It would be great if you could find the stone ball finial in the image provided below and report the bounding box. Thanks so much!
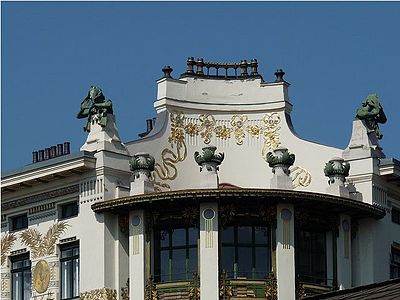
[266,147,295,175]
[194,146,224,166]
[129,152,155,172]
[324,157,350,184]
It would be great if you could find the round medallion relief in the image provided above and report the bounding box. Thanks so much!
[33,260,51,294]
[342,220,350,232]
[280,209,292,221]
[132,215,141,227]
[203,208,215,220]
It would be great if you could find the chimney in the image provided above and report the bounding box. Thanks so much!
[129,153,155,195]
[266,146,295,190]
[194,146,224,189]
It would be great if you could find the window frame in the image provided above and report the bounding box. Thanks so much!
[59,201,79,220]
[11,253,31,300]
[295,228,327,285]
[392,207,400,225]
[390,245,400,279]
[154,225,199,282]
[220,224,271,279]
[60,241,80,300]
[10,214,28,232]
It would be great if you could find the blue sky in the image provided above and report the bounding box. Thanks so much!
[2,2,399,172]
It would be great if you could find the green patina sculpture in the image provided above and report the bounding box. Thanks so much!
[77,86,114,132]
[355,94,387,139]
[266,147,295,169]
[194,146,224,166]
[129,153,155,172]
[324,158,350,178]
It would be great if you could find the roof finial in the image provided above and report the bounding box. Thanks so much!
[274,69,285,82]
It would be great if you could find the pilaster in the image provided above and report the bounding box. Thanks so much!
[276,204,295,300]
[129,210,145,300]
[199,203,219,300]
[336,215,352,290]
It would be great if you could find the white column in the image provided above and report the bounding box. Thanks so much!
[129,210,145,300]
[276,204,296,300]
[199,203,219,300]
[337,215,352,289]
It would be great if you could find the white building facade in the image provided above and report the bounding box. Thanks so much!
[1,58,399,300]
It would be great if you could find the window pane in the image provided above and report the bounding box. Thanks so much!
[12,272,22,300]
[188,247,198,274]
[160,230,169,248]
[73,258,80,297]
[61,249,73,259]
[222,226,234,243]
[188,227,198,245]
[237,247,252,278]
[171,249,186,280]
[255,247,268,278]
[61,261,72,299]
[23,271,31,300]
[172,228,186,247]
[254,227,268,244]
[237,226,252,244]
[221,246,235,276]
[160,250,170,282]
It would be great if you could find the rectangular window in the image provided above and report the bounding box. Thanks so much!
[60,242,79,299]
[10,214,28,231]
[392,207,400,225]
[155,226,198,282]
[220,225,270,279]
[296,229,327,285]
[11,253,31,300]
[390,246,400,279]
[60,202,79,219]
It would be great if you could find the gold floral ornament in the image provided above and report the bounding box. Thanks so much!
[230,114,248,145]
[214,125,232,140]
[20,221,69,259]
[262,113,282,158]
[290,166,312,188]
[1,233,17,265]
[247,124,262,137]
[184,122,199,137]
[80,288,117,300]
[151,112,188,191]
[198,114,216,144]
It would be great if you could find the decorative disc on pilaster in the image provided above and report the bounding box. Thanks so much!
[266,147,295,169]
[324,157,350,178]
[194,146,224,166]
[129,153,155,172]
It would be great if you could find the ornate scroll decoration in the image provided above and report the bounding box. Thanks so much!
[151,112,188,191]
[20,221,69,259]
[33,260,51,293]
[231,115,248,145]
[261,113,282,158]
[121,279,129,300]
[80,288,117,300]
[290,166,312,188]
[145,277,158,300]
[32,291,54,300]
[189,272,200,300]
[198,114,216,144]
[295,280,306,299]
[265,273,277,300]
[219,204,236,226]
[1,233,17,265]
[219,271,233,299]
[182,207,199,226]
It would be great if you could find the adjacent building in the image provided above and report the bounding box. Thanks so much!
[1,58,399,300]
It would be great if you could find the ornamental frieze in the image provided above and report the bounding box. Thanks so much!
[150,111,311,191]
[80,288,117,300]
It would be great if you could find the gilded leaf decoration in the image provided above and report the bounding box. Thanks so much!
[20,221,69,259]
[198,114,216,144]
[1,233,17,265]
[231,114,248,145]
[262,113,282,158]
[80,288,117,300]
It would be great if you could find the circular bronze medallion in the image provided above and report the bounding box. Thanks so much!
[33,260,50,293]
